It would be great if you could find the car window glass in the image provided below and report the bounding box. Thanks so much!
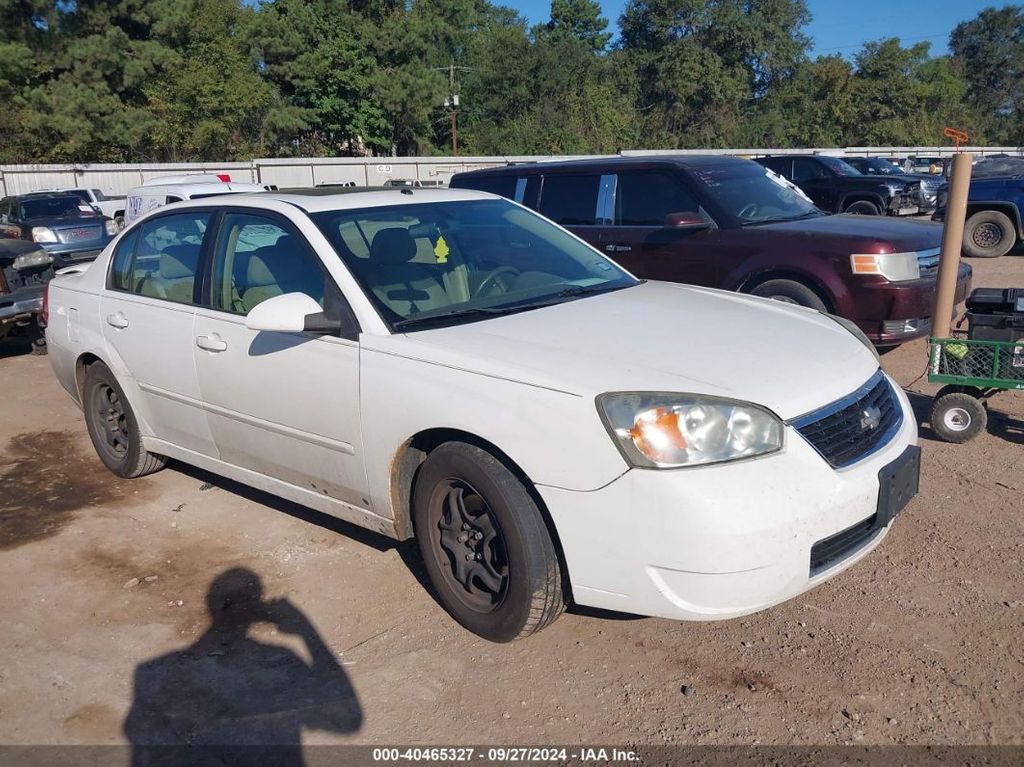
[19,196,84,219]
[109,228,141,291]
[130,211,211,303]
[792,158,828,182]
[455,175,516,199]
[165,196,183,204]
[615,172,700,226]
[538,174,600,225]
[210,212,334,316]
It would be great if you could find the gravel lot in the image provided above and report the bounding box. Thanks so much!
[0,250,1021,750]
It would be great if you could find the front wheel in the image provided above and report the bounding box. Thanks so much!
[930,388,987,443]
[83,362,167,478]
[750,279,828,312]
[413,442,566,642]
[844,200,882,215]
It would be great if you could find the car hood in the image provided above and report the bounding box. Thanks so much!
[378,281,880,421]
[756,213,942,250]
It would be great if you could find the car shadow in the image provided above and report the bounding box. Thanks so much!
[124,566,362,765]
[0,337,32,360]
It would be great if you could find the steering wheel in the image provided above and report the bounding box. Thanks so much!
[738,202,760,220]
[474,266,519,298]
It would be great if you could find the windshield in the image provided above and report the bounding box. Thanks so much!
[19,196,92,219]
[312,198,639,331]
[819,156,862,176]
[861,158,902,175]
[689,164,823,225]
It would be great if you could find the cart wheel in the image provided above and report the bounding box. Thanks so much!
[930,388,987,443]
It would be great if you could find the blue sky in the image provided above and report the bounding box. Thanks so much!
[509,0,1006,57]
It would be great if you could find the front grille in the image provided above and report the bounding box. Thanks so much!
[58,226,102,243]
[792,371,903,468]
[810,513,880,575]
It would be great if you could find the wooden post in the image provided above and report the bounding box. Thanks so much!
[932,153,973,339]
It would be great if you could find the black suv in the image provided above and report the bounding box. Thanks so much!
[843,156,942,212]
[0,192,116,269]
[757,155,921,216]
[0,239,54,354]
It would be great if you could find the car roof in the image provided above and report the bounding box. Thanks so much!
[454,154,753,178]
[210,187,499,213]
[13,191,82,200]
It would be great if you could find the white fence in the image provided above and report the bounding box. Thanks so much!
[2,146,1022,197]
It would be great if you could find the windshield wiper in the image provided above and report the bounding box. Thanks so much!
[392,305,528,331]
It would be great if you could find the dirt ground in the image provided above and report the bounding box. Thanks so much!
[0,251,1022,751]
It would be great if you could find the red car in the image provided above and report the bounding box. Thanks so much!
[451,156,972,347]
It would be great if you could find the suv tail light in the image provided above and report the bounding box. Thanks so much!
[40,282,49,326]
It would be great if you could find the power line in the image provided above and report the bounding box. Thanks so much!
[813,32,950,54]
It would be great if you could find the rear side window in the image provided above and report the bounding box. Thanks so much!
[614,172,700,226]
[452,174,516,199]
[759,157,790,177]
[112,212,211,303]
[538,174,600,225]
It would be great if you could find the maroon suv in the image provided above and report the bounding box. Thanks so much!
[450,156,972,347]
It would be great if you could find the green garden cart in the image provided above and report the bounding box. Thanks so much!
[927,336,1024,442]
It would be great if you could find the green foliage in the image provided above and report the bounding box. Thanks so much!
[0,1,1014,162]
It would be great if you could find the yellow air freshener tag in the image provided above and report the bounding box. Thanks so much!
[434,235,449,264]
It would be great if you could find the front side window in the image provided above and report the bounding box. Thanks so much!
[690,163,823,226]
[312,198,637,331]
[614,172,700,226]
[538,174,600,225]
[117,211,211,303]
[210,212,337,315]
[792,158,830,182]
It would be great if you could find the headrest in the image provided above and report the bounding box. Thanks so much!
[159,250,195,280]
[246,254,277,287]
[369,228,417,265]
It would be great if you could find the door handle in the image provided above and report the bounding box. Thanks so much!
[105,313,129,329]
[605,244,632,253]
[196,334,227,352]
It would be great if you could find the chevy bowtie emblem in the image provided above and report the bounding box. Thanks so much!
[860,405,882,431]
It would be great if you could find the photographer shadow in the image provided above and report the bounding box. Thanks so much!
[124,567,362,766]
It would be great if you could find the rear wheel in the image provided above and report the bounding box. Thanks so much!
[844,200,882,215]
[963,210,1015,258]
[750,279,828,312]
[413,442,565,642]
[930,388,987,443]
[83,362,167,478]
[27,320,47,356]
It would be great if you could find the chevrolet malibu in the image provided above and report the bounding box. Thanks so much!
[44,189,920,642]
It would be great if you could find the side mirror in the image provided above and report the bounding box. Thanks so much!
[245,292,342,335]
[663,211,711,231]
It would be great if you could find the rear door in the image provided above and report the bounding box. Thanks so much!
[791,158,838,211]
[536,173,603,249]
[191,210,369,510]
[101,209,217,455]
[599,170,721,287]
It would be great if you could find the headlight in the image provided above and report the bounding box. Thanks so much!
[850,251,920,281]
[104,219,118,235]
[826,313,879,360]
[12,249,53,271]
[597,393,784,469]
[31,227,58,243]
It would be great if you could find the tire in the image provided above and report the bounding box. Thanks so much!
[844,200,882,215]
[83,361,167,478]
[930,388,987,443]
[963,210,1015,258]
[27,320,47,356]
[750,279,828,312]
[412,442,566,642]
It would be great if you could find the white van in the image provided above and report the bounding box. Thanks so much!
[123,175,270,226]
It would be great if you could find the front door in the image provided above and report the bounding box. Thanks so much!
[101,210,217,456]
[191,211,370,511]
[599,170,721,287]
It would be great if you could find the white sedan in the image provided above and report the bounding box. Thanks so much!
[44,189,920,641]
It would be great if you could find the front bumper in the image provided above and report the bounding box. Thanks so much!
[40,241,110,269]
[886,193,920,216]
[538,380,918,621]
[848,263,972,345]
[0,287,44,324]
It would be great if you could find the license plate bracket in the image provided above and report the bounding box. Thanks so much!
[876,445,921,525]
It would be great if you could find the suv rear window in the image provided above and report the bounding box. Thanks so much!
[454,175,516,199]
[538,175,599,225]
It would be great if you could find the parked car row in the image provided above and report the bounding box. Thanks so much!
[45,184,922,642]
[450,155,970,347]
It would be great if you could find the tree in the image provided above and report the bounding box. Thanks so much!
[951,6,1024,144]
[543,0,611,53]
